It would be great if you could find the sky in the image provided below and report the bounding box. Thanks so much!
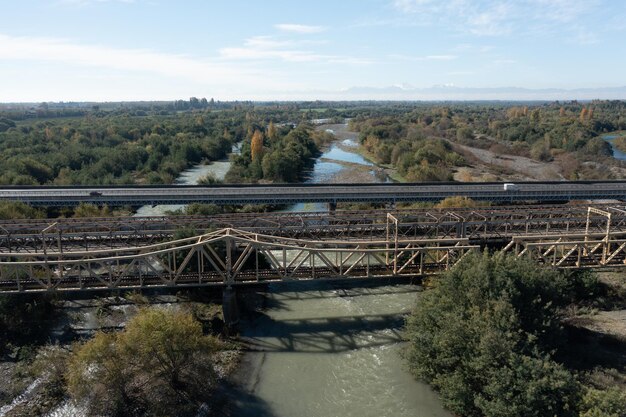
[0,0,625,101]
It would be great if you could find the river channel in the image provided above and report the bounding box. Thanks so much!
[135,124,449,416]
[226,125,448,417]
[604,134,626,161]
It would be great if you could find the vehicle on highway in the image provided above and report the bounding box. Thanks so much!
[89,191,103,197]
[503,183,520,192]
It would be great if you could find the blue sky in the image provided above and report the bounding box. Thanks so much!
[0,0,625,101]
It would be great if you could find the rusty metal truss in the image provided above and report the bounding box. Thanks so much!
[2,203,626,254]
[0,228,478,292]
[1,205,626,293]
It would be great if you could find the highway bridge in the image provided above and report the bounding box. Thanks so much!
[1,181,626,206]
[1,204,626,294]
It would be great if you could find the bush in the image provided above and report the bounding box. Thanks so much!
[67,308,222,416]
[405,252,580,417]
[0,201,45,220]
[580,387,626,417]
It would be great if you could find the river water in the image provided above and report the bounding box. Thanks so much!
[231,281,450,417]
[132,124,449,416]
[228,125,450,417]
[134,145,238,216]
[604,134,626,161]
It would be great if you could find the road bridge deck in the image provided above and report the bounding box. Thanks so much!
[1,181,626,206]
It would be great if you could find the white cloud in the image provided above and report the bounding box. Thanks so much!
[219,36,370,64]
[390,0,600,38]
[0,33,277,88]
[389,54,457,61]
[274,24,326,34]
[528,0,598,23]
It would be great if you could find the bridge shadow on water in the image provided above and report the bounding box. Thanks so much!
[241,311,408,354]
[237,278,418,354]
[211,379,276,417]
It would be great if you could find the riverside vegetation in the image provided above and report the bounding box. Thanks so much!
[350,100,626,181]
[0,294,239,417]
[1,99,624,191]
[405,252,626,417]
[0,100,330,187]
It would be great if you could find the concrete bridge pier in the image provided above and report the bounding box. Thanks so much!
[222,287,239,327]
[328,202,337,213]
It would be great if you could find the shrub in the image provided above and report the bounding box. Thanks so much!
[580,387,626,417]
[405,252,580,417]
[67,308,221,416]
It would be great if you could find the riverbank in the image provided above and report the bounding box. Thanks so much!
[135,144,239,216]
[324,123,405,183]
[0,291,241,417]
[604,131,626,153]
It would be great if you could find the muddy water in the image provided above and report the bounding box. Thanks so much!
[231,281,450,417]
[232,124,450,417]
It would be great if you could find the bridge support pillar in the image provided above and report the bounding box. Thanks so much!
[222,287,239,327]
[328,202,337,213]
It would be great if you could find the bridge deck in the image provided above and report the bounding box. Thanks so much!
[1,181,626,206]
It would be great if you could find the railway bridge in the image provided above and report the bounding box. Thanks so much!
[3,203,626,324]
[1,204,626,292]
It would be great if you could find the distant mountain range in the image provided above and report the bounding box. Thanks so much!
[333,85,626,101]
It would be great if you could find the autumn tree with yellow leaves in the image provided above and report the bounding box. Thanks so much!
[250,129,264,162]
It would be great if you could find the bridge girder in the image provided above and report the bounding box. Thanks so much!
[1,205,626,292]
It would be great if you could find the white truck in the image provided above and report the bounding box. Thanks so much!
[503,183,520,192]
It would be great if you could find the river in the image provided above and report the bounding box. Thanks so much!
[604,134,626,161]
[134,145,238,216]
[227,125,450,417]
[228,281,450,417]
[132,124,449,416]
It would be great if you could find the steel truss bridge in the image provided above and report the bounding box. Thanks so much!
[1,181,626,206]
[1,204,626,293]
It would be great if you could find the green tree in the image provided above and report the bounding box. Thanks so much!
[405,252,580,417]
[67,308,221,416]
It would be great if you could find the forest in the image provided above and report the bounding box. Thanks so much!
[0,100,342,187]
[2,99,624,187]
[350,100,626,181]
